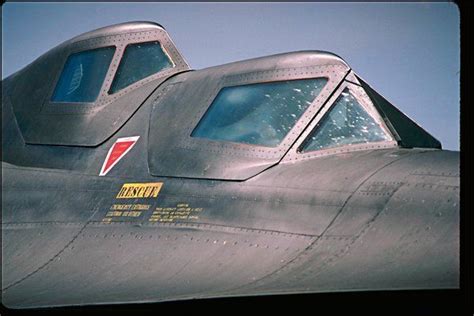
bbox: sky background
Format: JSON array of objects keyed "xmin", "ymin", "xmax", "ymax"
[{"xmin": 2, "ymin": 2, "xmax": 460, "ymax": 150}]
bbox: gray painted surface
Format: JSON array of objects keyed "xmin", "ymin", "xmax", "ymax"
[{"xmin": 1, "ymin": 22, "xmax": 459, "ymax": 309}]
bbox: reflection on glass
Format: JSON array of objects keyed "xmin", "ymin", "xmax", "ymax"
[
  {"xmin": 301, "ymin": 89, "xmax": 391, "ymax": 152},
  {"xmin": 52, "ymin": 47, "xmax": 115, "ymax": 103},
  {"xmin": 109, "ymin": 41, "xmax": 174, "ymax": 93},
  {"xmin": 191, "ymin": 78, "xmax": 328, "ymax": 147}
]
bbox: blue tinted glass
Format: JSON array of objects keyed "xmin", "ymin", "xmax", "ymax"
[
  {"xmin": 191, "ymin": 78, "xmax": 328, "ymax": 147},
  {"xmin": 301, "ymin": 89, "xmax": 391, "ymax": 152},
  {"xmin": 109, "ymin": 41, "xmax": 174, "ymax": 93},
  {"xmin": 52, "ymin": 47, "xmax": 115, "ymax": 103}
]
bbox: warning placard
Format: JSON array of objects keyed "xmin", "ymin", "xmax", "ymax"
[{"xmin": 116, "ymin": 183, "xmax": 163, "ymax": 199}]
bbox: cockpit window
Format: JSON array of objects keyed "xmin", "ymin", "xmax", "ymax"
[
  {"xmin": 51, "ymin": 47, "xmax": 115, "ymax": 103},
  {"xmin": 191, "ymin": 78, "xmax": 328, "ymax": 147},
  {"xmin": 109, "ymin": 41, "xmax": 174, "ymax": 94},
  {"xmin": 300, "ymin": 89, "xmax": 391, "ymax": 152}
]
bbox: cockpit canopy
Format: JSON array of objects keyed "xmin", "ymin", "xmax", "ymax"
[
  {"xmin": 146, "ymin": 51, "xmax": 440, "ymax": 180},
  {"xmin": 4, "ymin": 21, "xmax": 189, "ymax": 146},
  {"xmin": 3, "ymin": 21, "xmax": 441, "ymax": 180}
]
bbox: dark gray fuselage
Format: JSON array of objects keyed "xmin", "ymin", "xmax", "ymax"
[{"xmin": 1, "ymin": 21, "xmax": 459, "ymax": 308}]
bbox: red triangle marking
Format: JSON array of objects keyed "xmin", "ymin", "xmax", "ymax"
[
  {"xmin": 103, "ymin": 141, "xmax": 134, "ymax": 173},
  {"xmin": 100, "ymin": 137, "xmax": 139, "ymax": 176}
]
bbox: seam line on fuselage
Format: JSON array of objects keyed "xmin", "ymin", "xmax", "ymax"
[
  {"xmin": 2, "ymin": 203, "xmax": 104, "ymax": 292},
  {"xmin": 224, "ymin": 151, "xmax": 422, "ymax": 292},
  {"xmin": 1, "ymin": 221, "xmax": 318, "ymax": 238}
]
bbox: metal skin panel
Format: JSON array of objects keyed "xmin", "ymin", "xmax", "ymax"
[
  {"xmin": 1, "ymin": 21, "xmax": 459, "ymax": 309},
  {"xmin": 4, "ymin": 22, "xmax": 190, "ymax": 146},
  {"xmin": 2, "ymin": 224, "xmax": 314, "ymax": 307},
  {"xmin": 231, "ymin": 150, "xmax": 459, "ymax": 295},
  {"xmin": 1, "ymin": 87, "xmax": 152, "ymax": 175},
  {"xmin": 1, "ymin": 148, "xmax": 459, "ymax": 308}
]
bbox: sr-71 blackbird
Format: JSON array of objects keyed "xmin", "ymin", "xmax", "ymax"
[{"xmin": 1, "ymin": 21, "xmax": 459, "ymax": 308}]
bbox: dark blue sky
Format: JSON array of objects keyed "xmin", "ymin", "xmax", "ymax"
[{"xmin": 2, "ymin": 2, "xmax": 459, "ymax": 150}]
